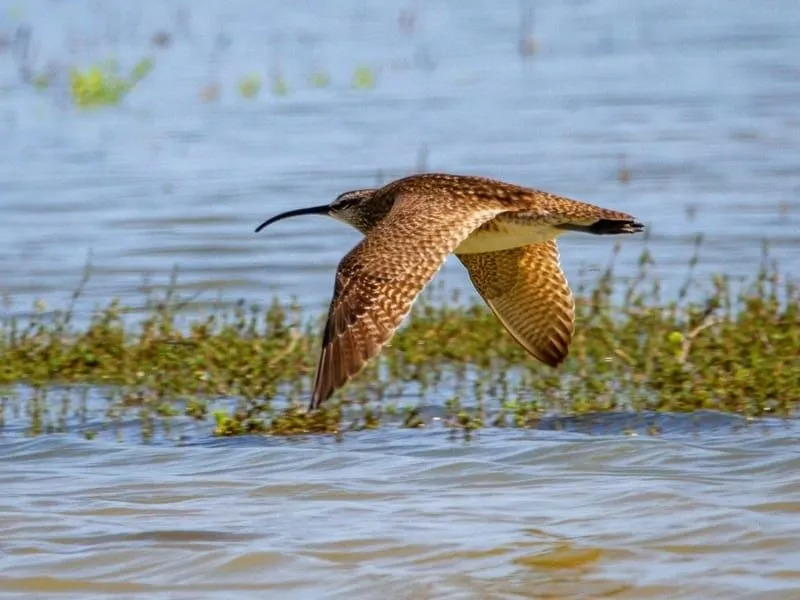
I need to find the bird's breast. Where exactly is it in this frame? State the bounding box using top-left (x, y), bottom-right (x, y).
top-left (454, 215), bottom-right (563, 254)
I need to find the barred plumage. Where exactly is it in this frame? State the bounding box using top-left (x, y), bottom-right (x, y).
top-left (255, 173), bottom-right (644, 409)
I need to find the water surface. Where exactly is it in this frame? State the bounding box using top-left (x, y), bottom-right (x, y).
top-left (1, 0), bottom-right (798, 318)
top-left (1, 1), bottom-right (799, 598)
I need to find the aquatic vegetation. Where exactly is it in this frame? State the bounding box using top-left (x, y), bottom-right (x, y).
top-left (27, 60), bottom-right (60, 92)
top-left (131, 58), bottom-right (155, 81)
top-left (309, 70), bottom-right (330, 88)
top-left (31, 71), bottom-right (52, 91)
top-left (69, 57), bottom-right (154, 108)
top-left (271, 74), bottom-right (289, 97)
top-left (238, 74), bottom-right (261, 99)
top-left (352, 65), bottom-right (376, 90)
top-left (0, 249), bottom-right (797, 438)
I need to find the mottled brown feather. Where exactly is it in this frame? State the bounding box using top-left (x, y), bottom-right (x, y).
top-left (458, 241), bottom-right (575, 367)
top-left (310, 194), bottom-right (505, 409)
top-left (255, 173), bottom-right (643, 409)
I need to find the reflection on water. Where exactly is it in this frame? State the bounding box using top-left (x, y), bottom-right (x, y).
top-left (1, 0), bottom-right (799, 598)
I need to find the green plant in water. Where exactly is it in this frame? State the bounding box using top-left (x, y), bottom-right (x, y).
top-left (310, 71), bottom-right (330, 88)
top-left (185, 398), bottom-right (208, 420)
top-left (0, 245), bottom-right (798, 437)
top-left (402, 406), bottom-right (425, 428)
top-left (32, 72), bottom-right (52, 91)
top-left (352, 65), bottom-right (376, 90)
top-left (213, 409), bottom-right (245, 436)
top-left (70, 57), bottom-right (154, 108)
top-left (131, 58), bottom-right (155, 81)
top-left (238, 74), bottom-right (261, 99)
top-left (272, 74), bottom-right (289, 97)
top-left (155, 402), bottom-right (178, 417)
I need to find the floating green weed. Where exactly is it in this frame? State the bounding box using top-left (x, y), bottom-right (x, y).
top-left (238, 74), bottom-right (261, 99)
top-left (272, 74), bottom-right (289, 97)
top-left (310, 71), bottom-right (330, 88)
top-left (352, 65), bottom-right (376, 89)
top-left (70, 57), bottom-right (154, 108)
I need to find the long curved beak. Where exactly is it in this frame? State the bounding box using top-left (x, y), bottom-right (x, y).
top-left (254, 204), bottom-right (330, 233)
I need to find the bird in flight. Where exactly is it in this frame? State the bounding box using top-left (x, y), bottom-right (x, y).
top-left (255, 173), bottom-right (644, 410)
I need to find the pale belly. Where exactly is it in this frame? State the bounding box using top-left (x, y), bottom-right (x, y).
top-left (454, 220), bottom-right (563, 254)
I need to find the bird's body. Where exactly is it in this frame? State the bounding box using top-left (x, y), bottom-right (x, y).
top-left (255, 173), bottom-right (644, 409)
top-left (455, 215), bottom-right (573, 254)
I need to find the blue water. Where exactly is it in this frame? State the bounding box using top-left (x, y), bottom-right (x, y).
top-left (1, 2), bottom-right (799, 598)
top-left (1, 0), bottom-right (798, 321)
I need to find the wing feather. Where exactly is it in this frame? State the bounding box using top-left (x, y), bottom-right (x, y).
top-left (458, 241), bottom-right (575, 367)
top-left (310, 197), bottom-right (503, 409)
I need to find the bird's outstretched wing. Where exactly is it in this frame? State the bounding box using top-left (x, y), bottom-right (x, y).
top-left (458, 241), bottom-right (574, 367)
top-left (310, 197), bottom-right (504, 409)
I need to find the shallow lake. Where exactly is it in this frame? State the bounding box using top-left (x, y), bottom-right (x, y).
top-left (1, 0), bottom-right (798, 598)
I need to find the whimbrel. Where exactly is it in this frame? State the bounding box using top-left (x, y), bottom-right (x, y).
top-left (255, 173), bottom-right (644, 410)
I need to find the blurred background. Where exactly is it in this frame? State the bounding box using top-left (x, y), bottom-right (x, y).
top-left (1, 0), bottom-right (798, 320)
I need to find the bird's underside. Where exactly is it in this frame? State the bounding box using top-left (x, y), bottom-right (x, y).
top-left (253, 172), bottom-right (643, 410)
top-left (312, 236), bottom-right (574, 409)
top-left (457, 241), bottom-right (574, 369)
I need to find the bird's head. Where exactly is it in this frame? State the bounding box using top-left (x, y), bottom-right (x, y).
top-left (255, 188), bottom-right (378, 234)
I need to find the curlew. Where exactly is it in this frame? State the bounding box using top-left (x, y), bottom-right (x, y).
top-left (255, 173), bottom-right (644, 410)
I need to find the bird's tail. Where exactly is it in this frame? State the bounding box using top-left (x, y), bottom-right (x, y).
top-left (559, 215), bottom-right (644, 235)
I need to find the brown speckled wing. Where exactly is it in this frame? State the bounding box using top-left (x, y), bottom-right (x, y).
top-left (310, 198), bottom-right (504, 409)
top-left (458, 241), bottom-right (574, 367)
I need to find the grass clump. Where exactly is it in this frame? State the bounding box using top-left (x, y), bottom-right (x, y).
top-left (0, 247), bottom-right (797, 438)
top-left (70, 57), bottom-right (154, 108)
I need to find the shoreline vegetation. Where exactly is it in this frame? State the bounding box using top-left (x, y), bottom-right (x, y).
top-left (1, 246), bottom-right (798, 438)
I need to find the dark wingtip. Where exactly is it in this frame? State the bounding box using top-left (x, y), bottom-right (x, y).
top-left (627, 221), bottom-right (645, 233)
top-left (308, 390), bottom-right (331, 412)
top-left (558, 219), bottom-right (644, 236)
top-left (588, 219), bottom-right (645, 235)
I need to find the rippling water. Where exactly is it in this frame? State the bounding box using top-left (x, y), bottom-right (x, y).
top-left (2, 414), bottom-right (799, 599)
top-left (1, 1), bottom-right (799, 598)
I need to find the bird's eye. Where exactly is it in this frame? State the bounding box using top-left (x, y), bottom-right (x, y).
top-left (333, 194), bottom-right (356, 210)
